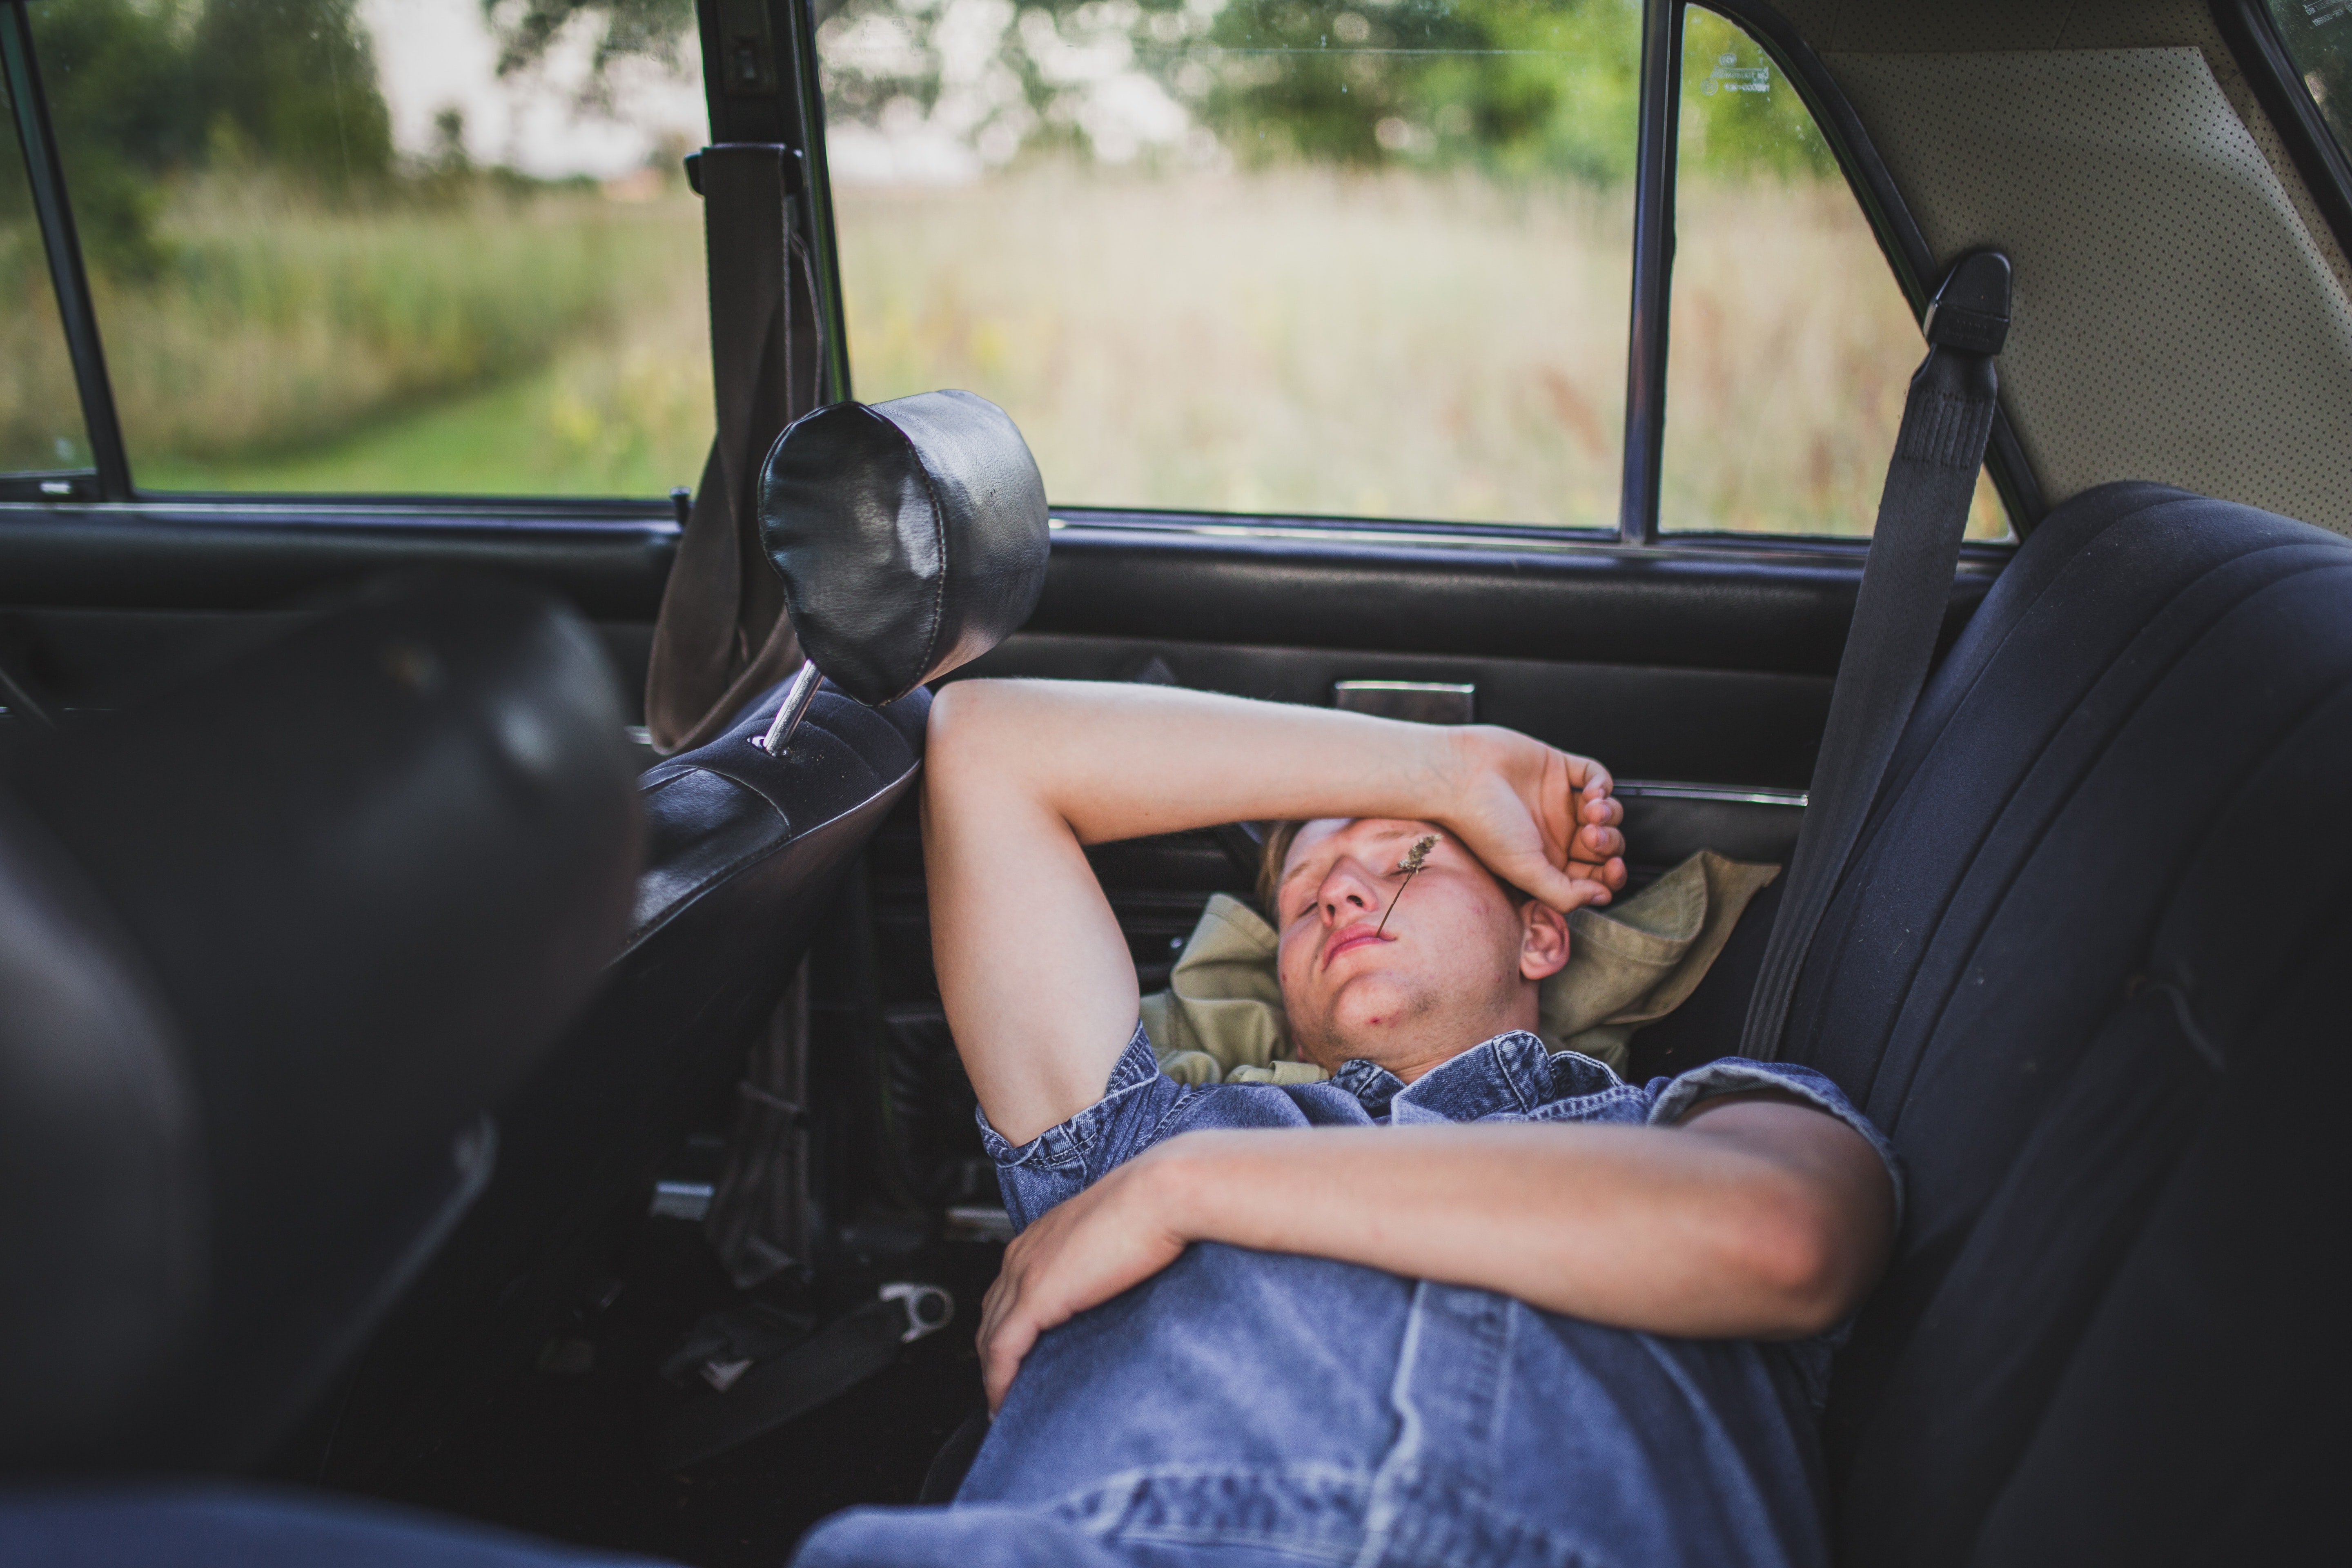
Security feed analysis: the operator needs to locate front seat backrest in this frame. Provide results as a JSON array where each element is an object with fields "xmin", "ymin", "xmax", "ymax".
[
  {"xmin": 0, "ymin": 576, "xmax": 641, "ymax": 1469},
  {"xmin": 1783, "ymin": 482, "xmax": 2351, "ymax": 1565},
  {"xmin": 307, "ymin": 391, "xmax": 1050, "ymax": 1483}
]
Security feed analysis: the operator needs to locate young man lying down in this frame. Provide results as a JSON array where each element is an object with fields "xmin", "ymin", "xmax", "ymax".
[{"xmin": 793, "ymin": 680, "xmax": 1899, "ymax": 1568}]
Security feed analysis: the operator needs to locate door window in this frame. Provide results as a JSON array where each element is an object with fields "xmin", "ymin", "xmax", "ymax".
[
  {"xmin": 24, "ymin": 0, "xmax": 710, "ymax": 497},
  {"xmin": 1, "ymin": 59, "xmax": 92, "ymax": 479},
  {"xmin": 815, "ymin": 0, "xmax": 1644, "ymax": 528},
  {"xmin": 2264, "ymin": 0, "xmax": 2352, "ymax": 158},
  {"xmin": 1658, "ymin": 6, "xmax": 2006, "ymax": 538}
]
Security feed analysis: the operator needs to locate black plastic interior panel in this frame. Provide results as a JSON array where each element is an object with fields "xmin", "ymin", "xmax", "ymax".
[
  {"xmin": 0, "ymin": 606, "xmax": 658, "ymax": 730},
  {"xmin": 1036, "ymin": 518, "xmax": 2001, "ymax": 677},
  {"xmin": 0, "ymin": 509, "xmax": 2000, "ymax": 676},
  {"xmin": 0, "ymin": 503, "xmax": 677, "ymax": 619},
  {"xmin": 957, "ymin": 631, "xmax": 1834, "ymax": 789}
]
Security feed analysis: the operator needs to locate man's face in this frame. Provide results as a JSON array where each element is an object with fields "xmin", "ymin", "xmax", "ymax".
[{"xmin": 1272, "ymin": 818, "xmax": 1570, "ymax": 1080}]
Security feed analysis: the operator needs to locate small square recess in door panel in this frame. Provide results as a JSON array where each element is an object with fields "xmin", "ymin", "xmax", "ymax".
[{"xmin": 1332, "ymin": 681, "xmax": 1476, "ymax": 724}]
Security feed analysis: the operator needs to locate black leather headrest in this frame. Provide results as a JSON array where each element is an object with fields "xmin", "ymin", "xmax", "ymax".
[
  {"xmin": 757, "ymin": 390, "xmax": 1049, "ymax": 706},
  {"xmin": 0, "ymin": 575, "xmax": 641, "ymax": 1467}
]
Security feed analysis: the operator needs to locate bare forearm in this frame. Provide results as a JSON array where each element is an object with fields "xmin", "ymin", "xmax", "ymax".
[
  {"xmin": 1139, "ymin": 1115, "xmax": 1890, "ymax": 1338},
  {"xmin": 927, "ymin": 678, "xmax": 1464, "ymax": 846}
]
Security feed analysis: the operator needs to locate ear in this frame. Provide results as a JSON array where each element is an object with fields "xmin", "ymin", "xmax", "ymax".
[{"xmin": 1519, "ymin": 900, "xmax": 1571, "ymax": 981}]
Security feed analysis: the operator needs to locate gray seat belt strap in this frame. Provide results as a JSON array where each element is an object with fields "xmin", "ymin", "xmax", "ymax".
[{"xmin": 1739, "ymin": 251, "xmax": 2012, "ymax": 1062}]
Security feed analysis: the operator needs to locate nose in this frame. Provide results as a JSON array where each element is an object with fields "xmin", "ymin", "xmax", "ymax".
[{"xmin": 1315, "ymin": 857, "xmax": 1383, "ymax": 924}]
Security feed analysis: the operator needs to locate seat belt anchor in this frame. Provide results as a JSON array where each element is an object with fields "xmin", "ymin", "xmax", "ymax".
[
  {"xmin": 880, "ymin": 1282, "xmax": 956, "ymax": 1344},
  {"xmin": 1921, "ymin": 249, "xmax": 2012, "ymax": 355}
]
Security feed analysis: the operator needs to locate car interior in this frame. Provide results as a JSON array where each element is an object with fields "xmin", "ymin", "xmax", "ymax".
[{"xmin": 0, "ymin": 0, "xmax": 2341, "ymax": 1564}]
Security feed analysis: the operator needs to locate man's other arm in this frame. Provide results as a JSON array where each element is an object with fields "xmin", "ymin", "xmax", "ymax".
[
  {"xmin": 921, "ymin": 679, "xmax": 1622, "ymax": 1144},
  {"xmin": 975, "ymin": 1095, "xmax": 1896, "ymax": 1408}
]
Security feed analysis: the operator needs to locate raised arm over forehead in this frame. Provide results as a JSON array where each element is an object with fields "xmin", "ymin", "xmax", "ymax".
[{"xmin": 920, "ymin": 680, "xmax": 1624, "ymax": 1143}]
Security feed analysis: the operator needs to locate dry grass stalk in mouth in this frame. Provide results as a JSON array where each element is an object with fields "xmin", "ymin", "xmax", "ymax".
[{"xmin": 1374, "ymin": 834, "xmax": 1441, "ymax": 939}]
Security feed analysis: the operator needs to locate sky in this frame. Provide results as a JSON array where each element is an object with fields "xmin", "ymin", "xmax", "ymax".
[{"xmin": 360, "ymin": 0, "xmax": 707, "ymax": 180}]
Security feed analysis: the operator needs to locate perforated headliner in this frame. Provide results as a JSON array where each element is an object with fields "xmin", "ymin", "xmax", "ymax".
[{"xmin": 1826, "ymin": 46, "xmax": 2352, "ymax": 534}]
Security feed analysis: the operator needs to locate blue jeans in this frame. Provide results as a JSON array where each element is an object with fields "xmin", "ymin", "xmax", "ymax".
[{"xmin": 0, "ymin": 1488, "xmax": 660, "ymax": 1568}]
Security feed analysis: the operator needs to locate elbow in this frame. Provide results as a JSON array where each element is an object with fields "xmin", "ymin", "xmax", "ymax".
[
  {"xmin": 923, "ymin": 679, "xmax": 1003, "ymax": 786},
  {"xmin": 1729, "ymin": 1183, "xmax": 1882, "ymax": 1340}
]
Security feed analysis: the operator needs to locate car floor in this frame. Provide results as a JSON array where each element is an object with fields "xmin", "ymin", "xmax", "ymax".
[{"xmin": 333, "ymin": 1214, "xmax": 1004, "ymax": 1568}]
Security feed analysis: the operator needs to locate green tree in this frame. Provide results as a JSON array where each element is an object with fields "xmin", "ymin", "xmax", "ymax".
[
  {"xmin": 1198, "ymin": 0, "xmax": 1643, "ymax": 180},
  {"xmin": 26, "ymin": 0, "xmax": 397, "ymax": 273},
  {"xmin": 1676, "ymin": 5, "xmax": 1834, "ymax": 180},
  {"xmin": 187, "ymin": 0, "xmax": 394, "ymax": 189},
  {"xmin": 483, "ymin": 0, "xmax": 697, "ymax": 104}
]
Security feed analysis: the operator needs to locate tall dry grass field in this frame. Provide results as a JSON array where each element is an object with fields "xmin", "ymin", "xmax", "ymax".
[
  {"xmin": 1, "ymin": 235, "xmax": 89, "ymax": 471},
  {"xmin": 4, "ymin": 162, "xmax": 2001, "ymax": 532},
  {"xmin": 106, "ymin": 180, "xmax": 711, "ymax": 493},
  {"xmin": 1, "ymin": 178, "xmax": 713, "ymax": 494},
  {"xmin": 839, "ymin": 165, "xmax": 1635, "ymax": 527},
  {"xmin": 836, "ymin": 164, "xmax": 2002, "ymax": 535},
  {"xmin": 1664, "ymin": 179, "xmax": 2007, "ymax": 537}
]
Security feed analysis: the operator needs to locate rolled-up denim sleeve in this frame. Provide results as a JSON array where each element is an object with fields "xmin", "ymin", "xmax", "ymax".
[
  {"xmin": 977, "ymin": 1023, "xmax": 1191, "ymax": 1233},
  {"xmin": 1646, "ymin": 1057, "xmax": 1904, "ymax": 1228}
]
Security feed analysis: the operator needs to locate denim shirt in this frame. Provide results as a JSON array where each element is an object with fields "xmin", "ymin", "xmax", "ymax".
[
  {"xmin": 798, "ymin": 1029, "xmax": 1901, "ymax": 1568},
  {"xmin": 983, "ymin": 1025, "xmax": 1902, "ymax": 1250}
]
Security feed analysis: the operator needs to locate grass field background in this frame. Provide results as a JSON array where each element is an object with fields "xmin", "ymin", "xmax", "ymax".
[{"xmin": 2, "ymin": 163, "xmax": 2002, "ymax": 536}]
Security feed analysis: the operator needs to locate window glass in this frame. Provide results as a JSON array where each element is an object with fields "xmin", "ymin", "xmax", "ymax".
[
  {"xmin": 1, "ymin": 66, "xmax": 94, "ymax": 476},
  {"xmin": 2264, "ymin": 0, "xmax": 2352, "ymax": 157},
  {"xmin": 1659, "ymin": 7, "xmax": 2005, "ymax": 538},
  {"xmin": 815, "ymin": 0, "xmax": 1642, "ymax": 527},
  {"xmin": 25, "ymin": 0, "xmax": 710, "ymax": 497}
]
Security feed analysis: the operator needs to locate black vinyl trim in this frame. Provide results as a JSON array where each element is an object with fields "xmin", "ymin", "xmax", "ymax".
[
  {"xmin": 694, "ymin": 0, "xmax": 847, "ymax": 405},
  {"xmin": 0, "ymin": 2, "xmax": 131, "ymax": 502},
  {"xmin": 1682, "ymin": 0, "xmax": 2048, "ymax": 534},
  {"xmin": 1037, "ymin": 517, "xmax": 2004, "ymax": 678},
  {"xmin": 0, "ymin": 503, "xmax": 678, "ymax": 618},
  {"xmin": 781, "ymin": 0, "xmax": 852, "ymax": 403},
  {"xmin": 2210, "ymin": 0, "xmax": 2352, "ymax": 267},
  {"xmin": 1621, "ymin": 0, "xmax": 1684, "ymax": 546}
]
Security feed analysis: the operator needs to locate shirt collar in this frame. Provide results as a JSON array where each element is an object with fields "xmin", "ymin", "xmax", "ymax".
[{"xmin": 1332, "ymin": 1030, "xmax": 1557, "ymax": 1122}]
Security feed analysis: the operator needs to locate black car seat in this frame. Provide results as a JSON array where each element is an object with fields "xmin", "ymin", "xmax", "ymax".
[
  {"xmin": 307, "ymin": 390, "xmax": 1051, "ymax": 1479},
  {"xmin": 0, "ymin": 576, "xmax": 642, "ymax": 1470},
  {"xmin": 1777, "ymin": 481, "xmax": 2345, "ymax": 1565}
]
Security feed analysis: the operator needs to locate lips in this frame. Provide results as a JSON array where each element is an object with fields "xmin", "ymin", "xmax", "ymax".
[{"xmin": 1321, "ymin": 924, "xmax": 1394, "ymax": 969}]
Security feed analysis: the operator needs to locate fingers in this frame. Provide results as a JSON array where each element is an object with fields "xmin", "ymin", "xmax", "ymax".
[
  {"xmin": 1572, "ymin": 821, "xmax": 1626, "ymax": 864},
  {"xmin": 1521, "ymin": 859, "xmax": 1615, "ymax": 913},
  {"xmin": 978, "ymin": 1252, "xmax": 1039, "ymax": 1414},
  {"xmin": 982, "ymin": 1309, "xmax": 1040, "ymax": 1414},
  {"xmin": 1566, "ymin": 757, "xmax": 1626, "ymax": 894}
]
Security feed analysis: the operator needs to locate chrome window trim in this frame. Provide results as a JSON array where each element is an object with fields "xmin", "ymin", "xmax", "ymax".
[{"xmin": 1617, "ymin": 780, "xmax": 1808, "ymax": 808}]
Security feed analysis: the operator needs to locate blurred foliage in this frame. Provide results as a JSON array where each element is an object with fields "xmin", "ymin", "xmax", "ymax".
[
  {"xmin": 27, "ymin": 0, "xmax": 394, "ymax": 273},
  {"xmin": 1677, "ymin": 6, "xmax": 1834, "ymax": 179},
  {"xmin": 481, "ymin": 0, "xmax": 697, "ymax": 106},
  {"xmin": 1195, "ymin": 0, "xmax": 1642, "ymax": 179},
  {"xmin": 2264, "ymin": 0, "xmax": 2352, "ymax": 156},
  {"xmin": 811, "ymin": 0, "xmax": 1833, "ymax": 183}
]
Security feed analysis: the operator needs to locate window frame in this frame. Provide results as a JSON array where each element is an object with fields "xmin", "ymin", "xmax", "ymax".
[
  {"xmin": 0, "ymin": 0, "xmax": 2033, "ymax": 557},
  {"xmin": 1624, "ymin": 0, "xmax": 2043, "ymax": 545},
  {"xmin": 0, "ymin": 0, "xmax": 124, "ymax": 503},
  {"xmin": 2212, "ymin": 0, "xmax": 2352, "ymax": 268}
]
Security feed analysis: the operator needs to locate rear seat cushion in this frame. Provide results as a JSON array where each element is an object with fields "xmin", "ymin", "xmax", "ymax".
[{"xmin": 1782, "ymin": 482, "xmax": 2352, "ymax": 1566}]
